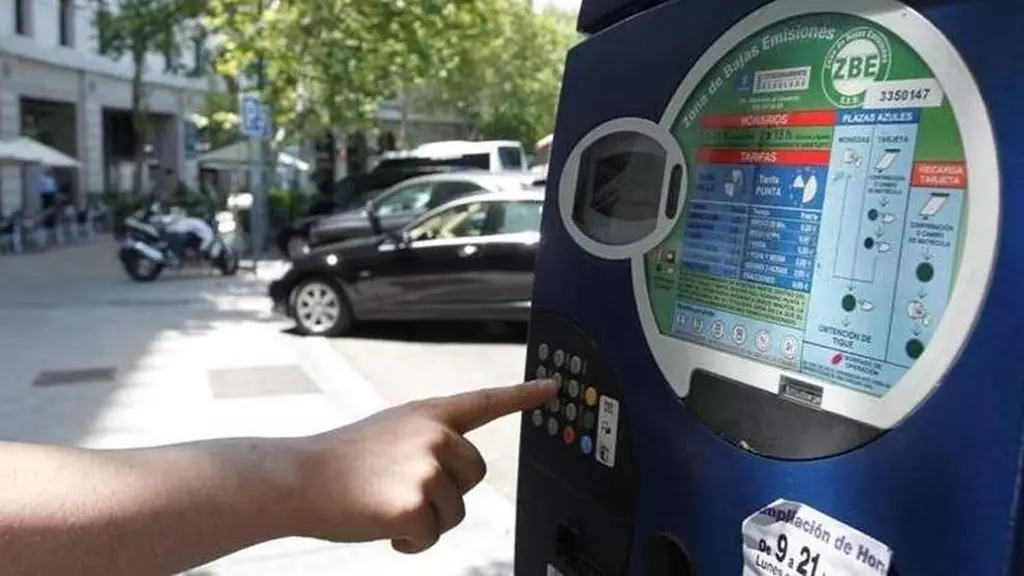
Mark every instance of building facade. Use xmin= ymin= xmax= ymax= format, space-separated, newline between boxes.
xmin=0 ymin=0 xmax=213 ymax=216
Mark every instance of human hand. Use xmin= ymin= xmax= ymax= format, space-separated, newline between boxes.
xmin=292 ymin=379 xmax=557 ymax=553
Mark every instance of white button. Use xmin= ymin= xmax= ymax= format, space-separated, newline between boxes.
xmin=693 ymin=317 xmax=705 ymax=334
xmin=536 ymin=366 xmax=548 ymax=379
xmin=567 ymin=379 xmax=580 ymax=398
xmin=547 ymin=417 xmax=560 ymax=436
xmin=553 ymin=372 xmax=563 ymax=390
xmin=548 ymin=397 xmax=561 ymax=413
xmin=538 ymin=343 xmax=550 ymax=361
xmin=531 ymin=409 xmax=544 ymax=427
xmin=569 ymin=355 xmax=582 ymax=375
xmin=553 ymin=349 xmax=566 ymax=368
xmin=732 ymin=325 xmax=747 ymax=345
xmin=755 ymin=330 xmax=771 ymax=353
xmin=565 ymin=403 xmax=578 ymax=422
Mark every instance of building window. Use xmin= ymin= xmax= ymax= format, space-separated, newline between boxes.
xmin=14 ymin=0 xmax=31 ymax=36
xmin=59 ymin=0 xmax=74 ymax=47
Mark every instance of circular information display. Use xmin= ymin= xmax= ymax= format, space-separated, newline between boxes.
xmin=645 ymin=12 xmax=971 ymax=398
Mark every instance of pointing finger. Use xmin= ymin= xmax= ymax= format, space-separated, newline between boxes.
xmin=427 ymin=380 xmax=558 ymax=434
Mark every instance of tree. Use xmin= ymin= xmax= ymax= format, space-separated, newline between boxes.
xmin=429 ymin=2 xmax=579 ymax=148
xmin=93 ymin=0 xmax=203 ymax=195
xmin=205 ymin=0 xmax=491 ymax=149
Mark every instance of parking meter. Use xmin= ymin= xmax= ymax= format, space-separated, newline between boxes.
xmin=515 ymin=0 xmax=1024 ymax=574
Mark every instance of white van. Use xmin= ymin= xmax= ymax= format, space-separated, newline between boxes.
xmin=397 ymin=140 xmax=529 ymax=173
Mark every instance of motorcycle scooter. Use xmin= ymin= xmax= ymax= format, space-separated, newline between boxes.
xmin=119 ymin=203 xmax=239 ymax=282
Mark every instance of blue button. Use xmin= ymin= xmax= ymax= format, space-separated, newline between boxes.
xmin=581 ymin=435 xmax=594 ymax=455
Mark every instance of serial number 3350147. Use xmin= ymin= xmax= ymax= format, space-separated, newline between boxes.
xmin=878 ymin=87 xmax=931 ymax=103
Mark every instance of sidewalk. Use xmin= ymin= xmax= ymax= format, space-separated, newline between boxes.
xmin=0 ymin=240 xmax=518 ymax=575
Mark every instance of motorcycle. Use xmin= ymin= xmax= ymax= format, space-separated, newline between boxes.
xmin=118 ymin=203 xmax=240 ymax=282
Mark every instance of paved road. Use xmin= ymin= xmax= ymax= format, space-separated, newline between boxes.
xmin=0 ymin=238 xmax=523 ymax=575
xmin=328 ymin=322 xmax=530 ymax=501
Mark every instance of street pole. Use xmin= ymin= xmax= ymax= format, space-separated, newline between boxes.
xmin=248 ymin=0 xmax=269 ymax=270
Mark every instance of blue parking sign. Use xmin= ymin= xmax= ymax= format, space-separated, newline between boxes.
xmin=240 ymin=94 xmax=271 ymax=139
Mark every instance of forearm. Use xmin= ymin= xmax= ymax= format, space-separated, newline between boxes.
xmin=0 ymin=438 xmax=308 ymax=576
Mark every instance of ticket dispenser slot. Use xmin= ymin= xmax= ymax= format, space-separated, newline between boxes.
xmin=516 ymin=311 xmax=636 ymax=576
xmin=685 ymin=369 xmax=883 ymax=459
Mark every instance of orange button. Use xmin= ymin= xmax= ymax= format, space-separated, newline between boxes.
xmin=562 ymin=426 xmax=577 ymax=445
xmin=584 ymin=387 xmax=598 ymax=407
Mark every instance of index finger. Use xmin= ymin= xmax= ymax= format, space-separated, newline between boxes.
xmin=427 ymin=379 xmax=558 ymax=434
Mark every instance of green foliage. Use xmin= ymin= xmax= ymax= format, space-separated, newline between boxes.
xmin=428 ymin=2 xmax=580 ymax=147
xmin=268 ymin=188 xmax=311 ymax=230
xmin=92 ymin=0 xmax=205 ymax=194
xmin=203 ymin=0 xmax=577 ymax=156
xmin=92 ymin=0 xmax=203 ymax=69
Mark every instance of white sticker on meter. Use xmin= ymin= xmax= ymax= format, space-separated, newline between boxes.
xmin=742 ymin=499 xmax=892 ymax=576
xmin=595 ymin=395 xmax=619 ymax=468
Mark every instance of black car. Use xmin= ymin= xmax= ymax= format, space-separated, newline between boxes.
xmin=305 ymin=171 xmax=536 ymax=249
xmin=270 ymin=189 xmax=545 ymax=336
xmin=275 ymin=163 xmax=471 ymax=258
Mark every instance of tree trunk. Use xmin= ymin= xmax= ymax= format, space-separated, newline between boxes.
xmin=130 ymin=48 xmax=148 ymax=198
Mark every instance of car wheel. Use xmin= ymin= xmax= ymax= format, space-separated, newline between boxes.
xmin=291 ymin=278 xmax=352 ymax=337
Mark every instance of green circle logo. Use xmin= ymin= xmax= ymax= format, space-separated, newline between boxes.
xmin=822 ymin=27 xmax=892 ymax=107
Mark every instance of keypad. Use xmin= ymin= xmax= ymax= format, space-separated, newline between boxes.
xmin=530 ymin=340 xmax=608 ymax=459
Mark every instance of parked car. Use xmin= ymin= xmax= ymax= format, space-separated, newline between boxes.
xmin=380 ymin=140 xmax=528 ymax=173
xmin=305 ymin=171 xmax=537 ymax=249
xmin=275 ymin=163 xmax=471 ymax=258
xmin=270 ymin=188 xmax=545 ymax=336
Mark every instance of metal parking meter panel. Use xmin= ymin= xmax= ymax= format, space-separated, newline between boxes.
xmin=516 ymin=0 xmax=1024 ymax=574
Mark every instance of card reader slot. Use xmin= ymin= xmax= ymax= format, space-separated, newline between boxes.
xmin=684 ymin=369 xmax=884 ymax=460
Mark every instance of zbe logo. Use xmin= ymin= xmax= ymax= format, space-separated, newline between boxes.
xmin=822 ymin=27 xmax=892 ymax=107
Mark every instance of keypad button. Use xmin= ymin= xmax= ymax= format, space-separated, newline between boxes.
xmin=567 ymin=379 xmax=580 ymax=399
xmin=562 ymin=426 xmax=577 ymax=445
xmin=553 ymin=372 xmax=563 ymax=390
xmin=553 ymin=349 xmax=566 ymax=368
xmin=580 ymin=435 xmax=594 ymax=455
xmin=538 ymin=343 xmax=550 ymax=361
xmin=564 ymin=403 xmax=578 ymax=422
xmin=547 ymin=417 xmax=560 ymax=436
xmin=582 ymin=410 xmax=596 ymax=430
xmin=548 ymin=397 xmax=561 ymax=414
xmin=531 ymin=409 xmax=544 ymax=427
xmin=584 ymin=387 xmax=598 ymax=407
xmin=569 ymin=355 xmax=583 ymax=375
xmin=536 ymin=366 xmax=548 ymax=379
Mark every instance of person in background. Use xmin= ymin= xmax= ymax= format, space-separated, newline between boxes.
xmin=37 ymin=165 xmax=58 ymax=228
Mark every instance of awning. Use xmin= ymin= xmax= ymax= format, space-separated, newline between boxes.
xmin=197 ymin=142 xmax=310 ymax=171
xmin=0 ymin=136 xmax=80 ymax=167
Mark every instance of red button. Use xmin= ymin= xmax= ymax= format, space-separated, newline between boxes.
xmin=562 ymin=426 xmax=577 ymax=445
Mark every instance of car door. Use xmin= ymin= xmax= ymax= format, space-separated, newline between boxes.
xmin=357 ymin=200 xmax=495 ymax=318
xmin=471 ymin=200 xmax=543 ymax=307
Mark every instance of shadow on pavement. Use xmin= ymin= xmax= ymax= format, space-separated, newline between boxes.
xmin=339 ymin=321 xmax=528 ymax=345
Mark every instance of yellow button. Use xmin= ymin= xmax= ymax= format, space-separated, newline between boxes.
xmin=584 ymin=387 xmax=598 ymax=407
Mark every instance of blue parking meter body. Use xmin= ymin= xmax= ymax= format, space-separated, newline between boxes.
xmin=514 ymin=0 xmax=1024 ymax=574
